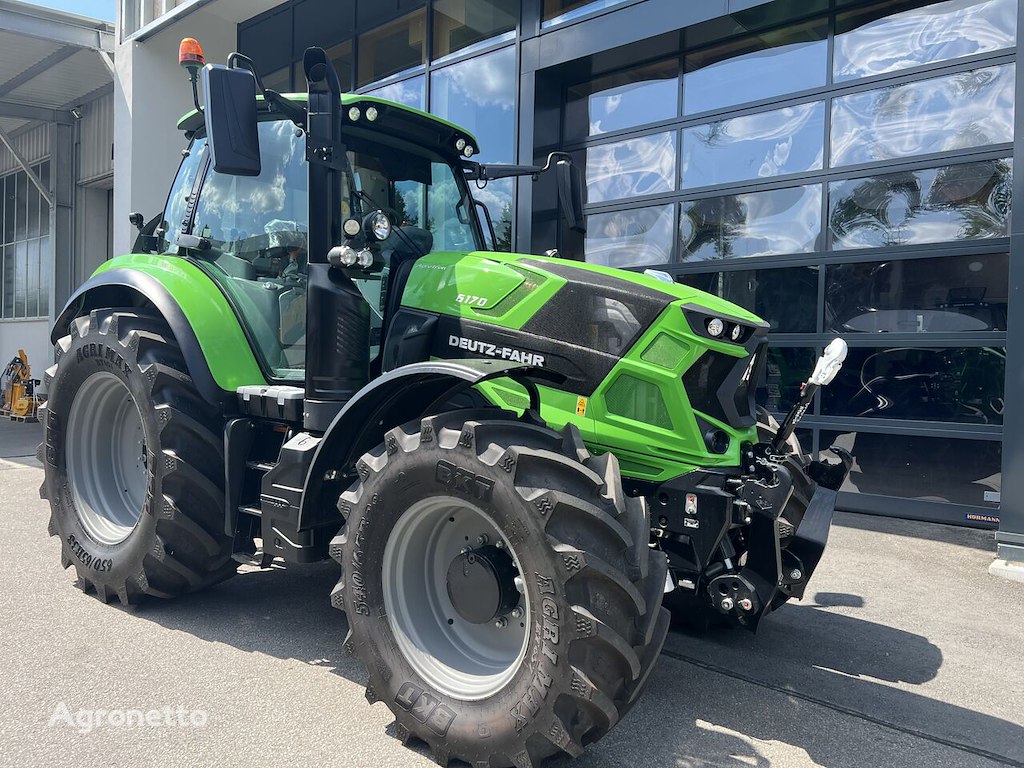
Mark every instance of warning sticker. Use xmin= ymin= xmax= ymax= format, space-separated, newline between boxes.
xmin=576 ymin=397 xmax=588 ymax=416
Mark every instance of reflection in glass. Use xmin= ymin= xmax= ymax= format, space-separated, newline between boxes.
xmin=586 ymin=132 xmax=676 ymax=203
xmin=475 ymin=177 xmax=515 ymax=251
xmin=763 ymin=347 xmax=818 ymax=412
xmin=828 ymin=159 xmax=1012 ymax=250
xmin=433 ymin=0 xmax=517 ymax=60
xmin=826 ymin=253 xmax=1008 ymax=333
xmin=431 ymin=46 xmax=515 ymax=163
xmin=542 ymin=0 xmax=628 ymax=26
xmin=682 ymin=102 xmax=824 ymax=188
xmin=325 ymin=40 xmax=354 ymax=92
xmin=365 ymin=75 xmax=426 ymax=111
xmin=823 ymin=346 xmax=1005 ymax=424
xmin=831 ymin=65 xmax=1014 ymax=167
xmin=565 ymin=59 xmax=678 ymax=138
xmin=357 ymin=10 xmax=426 ymax=87
xmin=680 ymin=185 xmax=822 ymax=260
xmin=821 ymin=430 xmax=1001 ymax=506
xmin=679 ymin=266 xmax=819 ymax=333
xmin=834 ymin=0 xmax=1017 ymax=82
xmin=585 ymin=204 xmax=674 ymax=267
xmin=684 ymin=19 xmax=827 ymax=115
xmin=431 ymin=47 xmax=515 ymax=244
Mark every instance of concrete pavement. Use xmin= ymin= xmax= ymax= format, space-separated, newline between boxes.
xmin=1 ymin=438 xmax=1021 ymax=768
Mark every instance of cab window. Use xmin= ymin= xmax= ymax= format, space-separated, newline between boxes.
xmin=189 ymin=121 xmax=309 ymax=380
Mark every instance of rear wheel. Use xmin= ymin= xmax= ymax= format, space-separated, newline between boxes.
xmin=38 ymin=309 xmax=235 ymax=604
xmin=330 ymin=410 xmax=669 ymax=767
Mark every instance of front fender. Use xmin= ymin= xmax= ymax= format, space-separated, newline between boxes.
xmin=297 ymin=359 xmax=559 ymax=530
xmin=53 ymin=254 xmax=267 ymax=405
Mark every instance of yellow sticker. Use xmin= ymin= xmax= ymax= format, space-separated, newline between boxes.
xmin=576 ymin=396 xmax=588 ymax=416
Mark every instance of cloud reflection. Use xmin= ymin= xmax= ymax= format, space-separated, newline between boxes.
xmin=587 ymin=132 xmax=676 ymax=203
xmin=831 ymin=65 xmax=1014 ymax=166
xmin=834 ymin=0 xmax=1016 ymax=81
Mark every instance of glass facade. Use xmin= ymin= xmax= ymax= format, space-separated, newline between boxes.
xmin=1 ymin=162 xmax=50 ymax=319
xmin=556 ymin=0 xmax=1015 ymax=521
xmin=234 ymin=0 xmax=1019 ymax=525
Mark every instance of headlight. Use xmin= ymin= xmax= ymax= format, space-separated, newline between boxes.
xmin=463 ymin=144 xmax=475 ymax=158
xmin=356 ymin=249 xmax=374 ymax=268
xmin=334 ymin=245 xmax=358 ymax=267
xmin=348 ymin=106 xmax=361 ymax=121
xmin=365 ymin=106 xmax=378 ymax=122
xmin=367 ymin=210 xmax=392 ymax=241
xmin=456 ymin=138 xmax=466 ymax=151
xmin=730 ymin=324 xmax=742 ymax=341
xmin=343 ymin=218 xmax=361 ymax=237
xmin=706 ymin=318 xmax=725 ymax=337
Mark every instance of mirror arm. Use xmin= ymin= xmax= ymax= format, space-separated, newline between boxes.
xmin=226 ymin=52 xmax=267 ymax=95
xmin=464 ymin=152 xmax=574 ymax=182
xmin=264 ymin=90 xmax=307 ymax=127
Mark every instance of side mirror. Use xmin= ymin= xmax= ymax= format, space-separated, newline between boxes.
xmin=555 ymin=158 xmax=586 ymax=235
xmin=201 ymin=64 xmax=261 ymax=176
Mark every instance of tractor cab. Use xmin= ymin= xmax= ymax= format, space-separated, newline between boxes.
xmin=165 ymin=95 xmax=486 ymax=382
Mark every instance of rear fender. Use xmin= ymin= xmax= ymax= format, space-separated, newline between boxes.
xmin=53 ymin=257 xmax=267 ymax=407
xmin=297 ymin=359 xmax=560 ymax=531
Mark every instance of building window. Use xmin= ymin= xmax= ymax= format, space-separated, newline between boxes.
xmin=682 ymin=101 xmax=825 ymax=189
xmin=542 ymin=0 xmax=630 ymax=27
xmin=833 ymin=0 xmax=1017 ymax=82
xmin=828 ymin=158 xmax=1012 ymax=250
xmin=584 ymin=204 xmax=674 ymax=267
xmin=830 ymin=64 xmax=1015 ymax=167
xmin=586 ymin=131 xmax=676 ymax=203
xmin=565 ymin=59 xmax=679 ymax=139
xmin=357 ymin=9 xmax=427 ymax=87
xmin=679 ymin=266 xmax=819 ymax=333
xmin=679 ymin=184 xmax=823 ymax=260
xmin=683 ymin=18 xmax=828 ymax=115
xmin=1 ymin=162 xmax=50 ymax=320
xmin=432 ymin=0 xmax=517 ymax=60
xmin=825 ymin=253 xmax=1008 ymax=333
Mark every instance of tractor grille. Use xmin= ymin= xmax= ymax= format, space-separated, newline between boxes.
xmin=605 ymin=374 xmax=674 ymax=430
xmin=681 ymin=340 xmax=766 ymax=429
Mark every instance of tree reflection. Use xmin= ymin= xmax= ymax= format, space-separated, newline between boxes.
xmin=679 ymin=186 xmax=822 ymax=260
xmin=829 ymin=159 xmax=1011 ymax=249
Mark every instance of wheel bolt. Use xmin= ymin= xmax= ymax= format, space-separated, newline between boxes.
xmin=476 ymin=534 xmax=489 ymax=546
xmin=510 ymin=606 xmax=523 ymax=619
xmin=514 ymin=576 xmax=524 ymax=594
xmin=790 ymin=569 xmax=802 ymax=581
xmin=720 ymin=597 xmax=734 ymax=611
xmin=494 ymin=617 xmax=508 ymax=628
xmin=495 ymin=540 xmax=505 ymax=549
xmin=738 ymin=598 xmax=753 ymax=611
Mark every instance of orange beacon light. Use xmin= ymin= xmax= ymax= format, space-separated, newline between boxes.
xmin=179 ymin=37 xmax=205 ymax=74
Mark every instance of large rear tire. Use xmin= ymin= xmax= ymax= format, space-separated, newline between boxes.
xmin=330 ymin=410 xmax=669 ymax=767
xmin=38 ymin=309 xmax=235 ymax=604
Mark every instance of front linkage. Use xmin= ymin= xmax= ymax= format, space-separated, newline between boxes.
xmin=643 ymin=339 xmax=852 ymax=630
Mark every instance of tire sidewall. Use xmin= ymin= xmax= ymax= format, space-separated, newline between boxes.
xmin=342 ymin=432 xmax=578 ymax=754
xmin=42 ymin=321 xmax=161 ymax=586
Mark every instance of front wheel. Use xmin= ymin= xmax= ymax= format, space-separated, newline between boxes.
xmin=330 ymin=410 xmax=669 ymax=767
xmin=39 ymin=309 xmax=235 ymax=604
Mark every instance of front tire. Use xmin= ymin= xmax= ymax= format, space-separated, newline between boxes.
xmin=38 ymin=309 xmax=235 ymax=604
xmin=330 ymin=410 xmax=669 ymax=767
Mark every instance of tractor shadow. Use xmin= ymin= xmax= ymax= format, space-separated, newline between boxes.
xmin=127 ymin=569 xmax=1024 ymax=768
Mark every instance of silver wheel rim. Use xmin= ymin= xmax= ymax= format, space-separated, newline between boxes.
xmin=65 ymin=372 xmax=148 ymax=546
xmin=382 ymin=496 xmax=530 ymax=701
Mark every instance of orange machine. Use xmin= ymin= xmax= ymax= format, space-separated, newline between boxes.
xmin=1 ymin=349 xmax=41 ymax=420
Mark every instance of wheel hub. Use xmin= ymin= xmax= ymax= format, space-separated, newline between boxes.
xmin=446 ymin=545 xmax=520 ymax=625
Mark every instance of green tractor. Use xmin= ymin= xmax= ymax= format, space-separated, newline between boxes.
xmin=38 ymin=42 xmax=851 ymax=767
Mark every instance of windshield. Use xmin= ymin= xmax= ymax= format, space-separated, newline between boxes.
xmin=180 ymin=119 xmax=481 ymax=381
